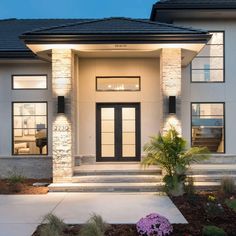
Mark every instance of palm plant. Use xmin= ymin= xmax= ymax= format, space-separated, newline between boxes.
xmin=142 ymin=127 xmax=209 ymax=196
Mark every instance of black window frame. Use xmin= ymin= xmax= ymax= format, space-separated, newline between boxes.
xmin=12 ymin=101 xmax=48 ymax=156
xmin=12 ymin=74 xmax=48 ymax=90
xmin=190 ymin=102 xmax=225 ymax=154
xmin=96 ymin=76 xmax=141 ymax=92
xmin=191 ymin=31 xmax=225 ymax=83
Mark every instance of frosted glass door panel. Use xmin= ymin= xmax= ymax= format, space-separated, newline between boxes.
xmin=101 ymin=108 xmax=115 ymax=157
xmin=122 ymin=108 xmax=136 ymax=157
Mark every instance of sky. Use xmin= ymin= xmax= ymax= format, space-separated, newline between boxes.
xmin=0 ymin=0 xmax=157 ymax=19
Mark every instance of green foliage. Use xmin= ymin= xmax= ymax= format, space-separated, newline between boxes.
xmin=225 ymin=198 xmax=236 ymax=212
xmin=7 ymin=169 xmax=25 ymax=185
xmin=205 ymin=195 xmax=224 ymax=218
xmin=220 ymin=176 xmax=235 ymax=195
xmin=39 ymin=213 xmax=66 ymax=236
xmin=202 ymin=226 xmax=227 ymax=236
xmin=80 ymin=214 xmax=110 ymax=236
xmin=142 ymin=127 xmax=209 ymax=196
xmin=185 ymin=176 xmax=195 ymax=196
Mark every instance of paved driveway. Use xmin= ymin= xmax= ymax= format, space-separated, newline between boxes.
xmin=0 ymin=193 xmax=187 ymax=236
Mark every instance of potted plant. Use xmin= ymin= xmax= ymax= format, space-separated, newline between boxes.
xmin=142 ymin=127 xmax=209 ymax=196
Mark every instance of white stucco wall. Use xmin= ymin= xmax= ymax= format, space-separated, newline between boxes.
xmin=0 ymin=61 xmax=52 ymax=156
xmin=77 ymin=58 xmax=161 ymax=156
xmin=175 ymin=19 xmax=236 ymax=154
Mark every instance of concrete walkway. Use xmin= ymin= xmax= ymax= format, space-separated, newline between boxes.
xmin=0 ymin=193 xmax=187 ymax=236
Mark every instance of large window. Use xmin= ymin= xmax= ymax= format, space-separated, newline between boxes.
xmin=12 ymin=102 xmax=48 ymax=155
xmin=191 ymin=32 xmax=224 ymax=82
xmin=12 ymin=75 xmax=47 ymax=89
xmin=96 ymin=76 xmax=140 ymax=91
xmin=191 ymin=103 xmax=225 ymax=153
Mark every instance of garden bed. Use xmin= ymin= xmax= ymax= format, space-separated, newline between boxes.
xmin=32 ymin=191 xmax=236 ymax=236
xmin=0 ymin=179 xmax=50 ymax=194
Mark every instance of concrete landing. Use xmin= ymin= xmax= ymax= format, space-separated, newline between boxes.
xmin=0 ymin=193 xmax=187 ymax=236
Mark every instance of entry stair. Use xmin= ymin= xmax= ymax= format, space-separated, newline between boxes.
xmin=49 ymin=160 xmax=236 ymax=192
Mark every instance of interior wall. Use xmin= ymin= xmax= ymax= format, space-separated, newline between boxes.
xmin=77 ymin=58 xmax=161 ymax=156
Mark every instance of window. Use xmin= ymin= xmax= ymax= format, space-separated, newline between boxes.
xmin=12 ymin=75 xmax=47 ymax=89
xmin=191 ymin=32 xmax=224 ymax=82
xmin=96 ymin=76 xmax=140 ymax=91
xmin=191 ymin=103 xmax=225 ymax=153
xmin=12 ymin=102 xmax=48 ymax=155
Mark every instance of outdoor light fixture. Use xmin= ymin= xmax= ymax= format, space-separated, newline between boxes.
xmin=57 ymin=96 xmax=65 ymax=114
xmin=169 ymin=96 xmax=176 ymax=114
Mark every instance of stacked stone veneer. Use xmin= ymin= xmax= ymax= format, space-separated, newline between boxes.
xmin=160 ymin=48 xmax=182 ymax=134
xmin=52 ymin=49 xmax=75 ymax=183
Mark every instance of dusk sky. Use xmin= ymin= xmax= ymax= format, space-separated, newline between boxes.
xmin=0 ymin=0 xmax=157 ymax=19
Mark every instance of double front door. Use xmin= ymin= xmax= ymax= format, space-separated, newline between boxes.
xmin=96 ymin=103 xmax=140 ymax=162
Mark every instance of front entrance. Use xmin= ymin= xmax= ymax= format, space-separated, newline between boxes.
xmin=96 ymin=103 xmax=141 ymax=162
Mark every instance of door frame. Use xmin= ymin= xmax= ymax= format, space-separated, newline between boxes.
xmin=96 ymin=103 xmax=141 ymax=162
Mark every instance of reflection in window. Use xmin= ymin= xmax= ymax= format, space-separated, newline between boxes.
xmin=191 ymin=103 xmax=224 ymax=153
xmin=12 ymin=75 xmax=47 ymax=89
xmin=96 ymin=77 xmax=140 ymax=91
xmin=13 ymin=102 xmax=48 ymax=155
xmin=192 ymin=32 xmax=224 ymax=82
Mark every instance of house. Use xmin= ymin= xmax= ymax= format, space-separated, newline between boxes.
xmin=0 ymin=0 xmax=235 ymax=191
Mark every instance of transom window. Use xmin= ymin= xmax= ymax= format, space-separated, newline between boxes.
xmin=12 ymin=102 xmax=48 ymax=155
xmin=96 ymin=76 xmax=140 ymax=91
xmin=12 ymin=75 xmax=47 ymax=89
xmin=191 ymin=32 xmax=224 ymax=82
xmin=191 ymin=103 xmax=225 ymax=153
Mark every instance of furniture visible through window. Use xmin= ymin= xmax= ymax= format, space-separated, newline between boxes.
xmin=96 ymin=76 xmax=140 ymax=91
xmin=191 ymin=32 xmax=224 ymax=82
xmin=12 ymin=102 xmax=48 ymax=155
xmin=191 ymin=103 xmax=225 ymax=153
xmin=12 ymin=75 xmax=47 ymax=89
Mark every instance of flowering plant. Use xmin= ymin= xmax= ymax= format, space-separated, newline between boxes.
xmin=136 ymin=213 xmax=173 ymax=236
xmin=205 ymin=195 xmax=224 ymax=218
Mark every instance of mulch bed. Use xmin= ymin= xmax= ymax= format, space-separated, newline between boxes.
xmin=0 ymin=179 xmax=50 ymax=194
xmin=32 ymin=191 xmax=236 ymax=236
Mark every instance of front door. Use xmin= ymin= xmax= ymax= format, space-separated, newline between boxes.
xmin=96 ymin=103 xmax=140 ymax=162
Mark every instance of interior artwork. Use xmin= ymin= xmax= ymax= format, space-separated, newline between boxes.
xmin=13 ymin=102 xmax=48 ymax=155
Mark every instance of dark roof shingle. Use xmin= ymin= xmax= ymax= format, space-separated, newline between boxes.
xmin=22 ymin=17 xmax=206 ymax=35
xmin=154 ymin=0 xmax=236 ymax=9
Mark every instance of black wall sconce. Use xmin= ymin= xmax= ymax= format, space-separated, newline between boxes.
xmin=57 ymin=96 xmax=65 ymax=114
xmin=169 ymin=96 xmax=176 ymax=114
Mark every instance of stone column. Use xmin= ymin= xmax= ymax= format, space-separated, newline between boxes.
xmin=52 ymin=49 xmax=75 ymax=183
xmin=160 ymin=48 xmax=182 ymax=135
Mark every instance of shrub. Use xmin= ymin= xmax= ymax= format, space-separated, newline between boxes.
xmin=7 ymin=170 xmax=25 ymax=185
xmin=136 ymin=213 xmax=173 ymax=236
xmin=225 ymin=197 xmax=236 ymax=212
xmin=220 ymin=176 xmax=235 ymax=195
xmin=142 ymin=127 xmax=209 ymax=196
xmin=202 ymin=225 xmax=227 ymax=236
xmin=80 ymin=213 xmax=110 ymax=236
xmin=39 ymin=213 xmax=66 ymax=236
xmin=205 ymin=195 xmax=224 ymax=218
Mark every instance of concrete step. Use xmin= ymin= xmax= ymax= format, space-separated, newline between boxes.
xmin=72 ymin=175 xmax=162 ymax=183
xmin=189 ymin=174 xmax=236 ymax=182
xmin=73 ymin=168 xmax=161 ymax=176
xmin=49 ymin=182 xmax=163 ymax=192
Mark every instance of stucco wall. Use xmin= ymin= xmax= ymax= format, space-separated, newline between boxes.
xmin=0 ymin=60 xmax=53 ymax=157
xmin=77 ymin=58 xmax=161 ymax=156
xmin=174 ymin=20 xmax=236 ymax=154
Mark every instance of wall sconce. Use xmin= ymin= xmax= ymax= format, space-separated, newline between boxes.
xmin=57 ymin=96 xmax=65 ymax=114
xmin=169 ymin=96 xmax=176 ymax=114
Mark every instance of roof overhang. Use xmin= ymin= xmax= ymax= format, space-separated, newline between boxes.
xmin=20 ymin=33 xmax=211 ymax=45
xmin=151 ymin=6 xmax=236 ymax=21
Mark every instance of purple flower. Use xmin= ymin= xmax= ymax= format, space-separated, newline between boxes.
xmin=136 ymin=213 xmax=173 ymax=236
